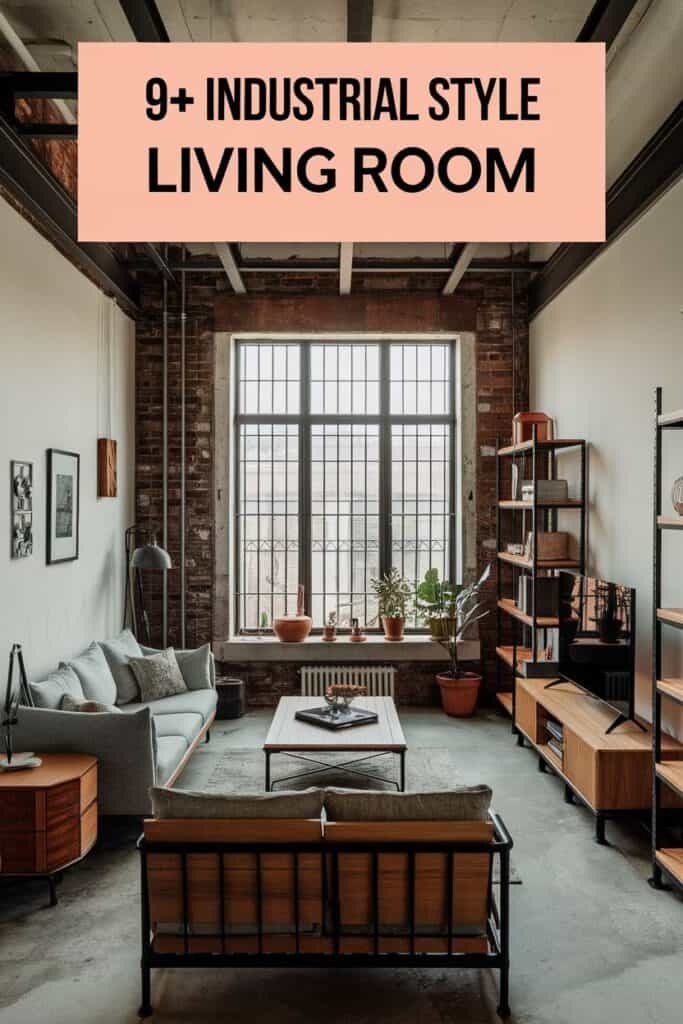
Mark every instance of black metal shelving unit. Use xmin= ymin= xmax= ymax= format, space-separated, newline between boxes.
xmin=650 ymin=386 xmax=683 ymax=893
xmin=494 ymin=427 xmax=587 ymax=735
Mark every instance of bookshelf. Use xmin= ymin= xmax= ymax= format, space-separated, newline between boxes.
xmin=495 ymin=427 xmax=587 ymax=737
xmin=650 ymin=387 xmax=683 ymax=893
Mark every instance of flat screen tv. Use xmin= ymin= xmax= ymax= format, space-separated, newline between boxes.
xmin=552 ymin=572 xmax=642 ymax=734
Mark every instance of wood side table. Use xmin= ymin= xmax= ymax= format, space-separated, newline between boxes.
xmin=0 ymin=753 xmax=98 ymax=906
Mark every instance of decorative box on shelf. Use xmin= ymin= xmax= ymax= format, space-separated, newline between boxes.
xmin=525 ymin=531 xmax=570 ymax=561
xmin=520 ymin=479 xmax=569 ymax=503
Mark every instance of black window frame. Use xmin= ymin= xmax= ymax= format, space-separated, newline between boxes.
xmin=234 ymin=337 xmax=458 ymax=633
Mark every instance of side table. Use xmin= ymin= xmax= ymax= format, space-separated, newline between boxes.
xmin=0 ymin=752 xmax=98 ymax=906
xmin=215 ymin=677 xmax=246 ymax=719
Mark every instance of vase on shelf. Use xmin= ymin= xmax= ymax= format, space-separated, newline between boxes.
xmin=672 ymin=476 xmax=683 ymax=515
xmin=272 ymin=584 xmax=312 ymax=643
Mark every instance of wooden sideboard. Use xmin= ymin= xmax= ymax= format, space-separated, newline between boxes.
xmin=515 ymin=677 xmax=683 ymax=844
xmin=0 ymin=753 xmax=98 ymax=905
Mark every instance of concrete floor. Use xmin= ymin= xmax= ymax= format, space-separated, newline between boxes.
xmin=1 ymin=708 xmax=681 ymax=1024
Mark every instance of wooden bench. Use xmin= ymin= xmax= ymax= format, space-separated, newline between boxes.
xmin=138 ymin=812 xmax=513 ymax=1018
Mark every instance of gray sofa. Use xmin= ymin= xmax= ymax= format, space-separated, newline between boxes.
xmin=13 ymin=631 xmax=217 ymax=816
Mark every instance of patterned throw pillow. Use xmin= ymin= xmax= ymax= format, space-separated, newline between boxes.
xmin=128 ymin=648 xmax=188 ymax=703
xmin=61 ymin=693 xmax=122 ymax=714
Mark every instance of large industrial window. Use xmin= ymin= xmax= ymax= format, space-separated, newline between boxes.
xmin=235 ymin=339 xmax=456 ymax=631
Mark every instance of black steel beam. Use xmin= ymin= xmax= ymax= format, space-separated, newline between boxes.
xmin=125 ymin=256 xmax=545 ymax=275
xmin=0 ymin=113 xmax=138 ymax=317
xmin=16 ymin=123 xmax=77 ymax=139
xmin=119 ymin=0 xmax=169 ymax=43
xmin=0 ymin=71 xmax=77 ymax=99
xmin=530 ymin=101 xmax=683 ymax=318
xmin=348 ymin=0 xmax=374 ymax=42
xmin=577 ymin=0 xmax=638 ymax=47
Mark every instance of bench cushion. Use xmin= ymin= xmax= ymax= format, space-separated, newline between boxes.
xmin=323 ymin=785 xmax=492 ymax=822
xmin=151 ymin=786 xmax=325 ymax=820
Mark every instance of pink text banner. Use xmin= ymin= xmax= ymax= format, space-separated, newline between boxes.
xmin=77 ymin=42 xmax=605 ymax=243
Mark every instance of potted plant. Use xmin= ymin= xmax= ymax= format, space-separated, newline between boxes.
xmin=414 ymin=568 xmax=457 ymax=640
xmin=323 ymin=610 xmax=337 ymax=642
xmin=435 ymin=564 xmax=491 ymax=717
xmin=370 ymin=568 xmax=412 ymax=641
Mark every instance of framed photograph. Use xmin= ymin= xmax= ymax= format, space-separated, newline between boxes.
xmin=10 ymin=461 xmax=33 ymax=559
xmin=46 ymin=449 xmax=80 ymax=564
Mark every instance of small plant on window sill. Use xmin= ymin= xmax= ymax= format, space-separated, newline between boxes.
xmin=323 ymin=610 xmax=338 ymax=642
xmin=434 ymin=564 xmax=491 ymax=717
xmin=369 ymin=568 xmax=413 ymax=642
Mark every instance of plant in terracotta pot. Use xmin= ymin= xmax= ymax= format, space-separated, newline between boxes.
xmin=370 ymin=568 xmax=412 ymax=641
xmin=415 ymin=568 xmax=458 ymax=640
xmin=435 ymin=564 xmax=491 ymax=717
xmin=323 ymin=610 xmax=338 ymax=642
xmin=273 ymin=585 xmax=313 ymax=643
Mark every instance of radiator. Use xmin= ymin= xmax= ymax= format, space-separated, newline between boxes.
xmin=300 ymin=665 xmax=396 ymax=698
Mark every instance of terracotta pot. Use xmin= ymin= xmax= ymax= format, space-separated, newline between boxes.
xmin=322 ymin=626 xmax=337 ymax=642
xmin=272 ymin=615 xmax=312 ymax=643
xmin=436 ymin=672 xmax=482 ymax=717
xmin=382 ymin=616 xmax=405 ymax=641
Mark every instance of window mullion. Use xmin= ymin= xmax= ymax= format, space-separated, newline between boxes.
xmin=299 ymin=343 xmax=312 ymax=617
xmin=448 ymin=340 xmax=458 ymax=584
xmin=379 ymin=341 xmax=392 ymax=579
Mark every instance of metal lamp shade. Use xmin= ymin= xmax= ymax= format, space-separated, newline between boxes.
xmin=131 ymin=541 xmax=172 ymax=571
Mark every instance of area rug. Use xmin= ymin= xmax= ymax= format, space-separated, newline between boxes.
xmin=205 ymin=746 xmax=521 ymax=883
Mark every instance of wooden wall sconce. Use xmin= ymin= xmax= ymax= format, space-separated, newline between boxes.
xmin=97 ymin=439 xmax=117 ymax=497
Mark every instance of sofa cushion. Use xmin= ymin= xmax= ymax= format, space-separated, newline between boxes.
xmin=129 ymin=648 xmax=188 ymax=703
xmin=61 ymin=693 xmax=122 ymax=714
xmin=140 ymin=643 xmax=214 ymax=690
xmin=140 ymin=688 xmax=217 ymax=724
xmin=99 ymin=629 xmax=143 ymax=705
xmin=146 ymin=711 xmax=203 ymax=743
xmin=323 ymin=786 xmax=492 ymax=822
xmin=60 ymin=643 xmax=117 ymax=706
xmin=151 ymin=786 xmax=325 ymax=820
xmin=155 ymin=736 xmax=190 ymax=787
xmin=30 ymin=666 xmax=84 ymax=710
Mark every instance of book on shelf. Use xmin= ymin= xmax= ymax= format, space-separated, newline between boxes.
xmin=545 ymin=720 xmax=564 ymax=743
xmin=547 ymin=737 xmax=564 ymax=760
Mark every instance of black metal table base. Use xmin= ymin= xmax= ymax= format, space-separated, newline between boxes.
xmin=265 ymin=749 xmax=406 ymax=792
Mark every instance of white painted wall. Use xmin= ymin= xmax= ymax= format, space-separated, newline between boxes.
xmin=530 ymin=178 xmax=683 ymax=734
xmin=0 ymin=195 xmax=135 ymax=678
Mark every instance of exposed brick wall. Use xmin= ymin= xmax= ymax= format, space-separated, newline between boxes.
xmin=135 ymin=270 xmax=529 ymax=703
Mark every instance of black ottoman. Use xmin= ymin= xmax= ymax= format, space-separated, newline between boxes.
xmin=215 ymin=677 xmax=246 ymax=719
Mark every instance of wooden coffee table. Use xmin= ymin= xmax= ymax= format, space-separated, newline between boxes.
xmin=264 ymin=696 xmax=407 ymax=792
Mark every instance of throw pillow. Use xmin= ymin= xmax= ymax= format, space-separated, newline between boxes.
xmin=30 ymin=665 xmax=84 ymax=710
xmin=139 ymin=643 xmax=213 ymax=690
xmin=99 ymin=629 xmax=143 ymax=705
xmin=151 ymin=786 xmax=325 ymax=820
xmin=128 ymin=648 xmax=188 ymax=703
xmin=61 ymin=693 xmax=122 ymax=714
xmin=61 ymin=642 xmax=118 ymax=705
xmin=323 ymin=785 xmax=493 ymax=822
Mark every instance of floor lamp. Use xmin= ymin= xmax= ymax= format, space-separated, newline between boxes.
xmin=123 ymin=526 xmax=172 ymax=646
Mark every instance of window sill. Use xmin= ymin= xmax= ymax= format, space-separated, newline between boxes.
xmin=214 ymin=636 xmax=480 ymax=664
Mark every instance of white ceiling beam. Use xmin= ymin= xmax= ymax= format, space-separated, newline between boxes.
xmin=215 ymin=243 xmax=246 ymax=295
xmin=442 ymin=243 xmax=479 ymax=295
xmin=339 ymin=242 xmax=353 ymax=295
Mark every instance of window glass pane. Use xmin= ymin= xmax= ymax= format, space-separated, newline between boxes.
xmin=239 ymin=343 xmax=300 ymax=414
xmin=238 ymin=423 xmax=299 ymax=629
xmin=310 ymin=343 xmax=380 ymax=415
xmin=389 ymin=342 xmax=449 ymax=415
xmin=391 ymin=423 xmax=450 ymax=626
xmin=311 ymin=424 xmax=380 ymax=628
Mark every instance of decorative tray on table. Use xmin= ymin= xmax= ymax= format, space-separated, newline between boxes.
xmin=295 ymin=705 xmax=378 ymax=731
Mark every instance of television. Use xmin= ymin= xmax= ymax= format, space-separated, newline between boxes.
xmin=552 ymin=572 xmax=642 ymax=734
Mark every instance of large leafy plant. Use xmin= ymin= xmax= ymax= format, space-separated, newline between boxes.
xmin=415 ymin=568 xmax=458 ymax=623
xmin=370 ymin=568 xmax=413 ymax=619
xmin=437 ymin=564 xmax=492 ymax=678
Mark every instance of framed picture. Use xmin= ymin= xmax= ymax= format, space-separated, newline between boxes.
xmin=46 ymin=449 xmax=80 ymax=564
xmin=10 ymin=461 xmax=33 ymax=559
